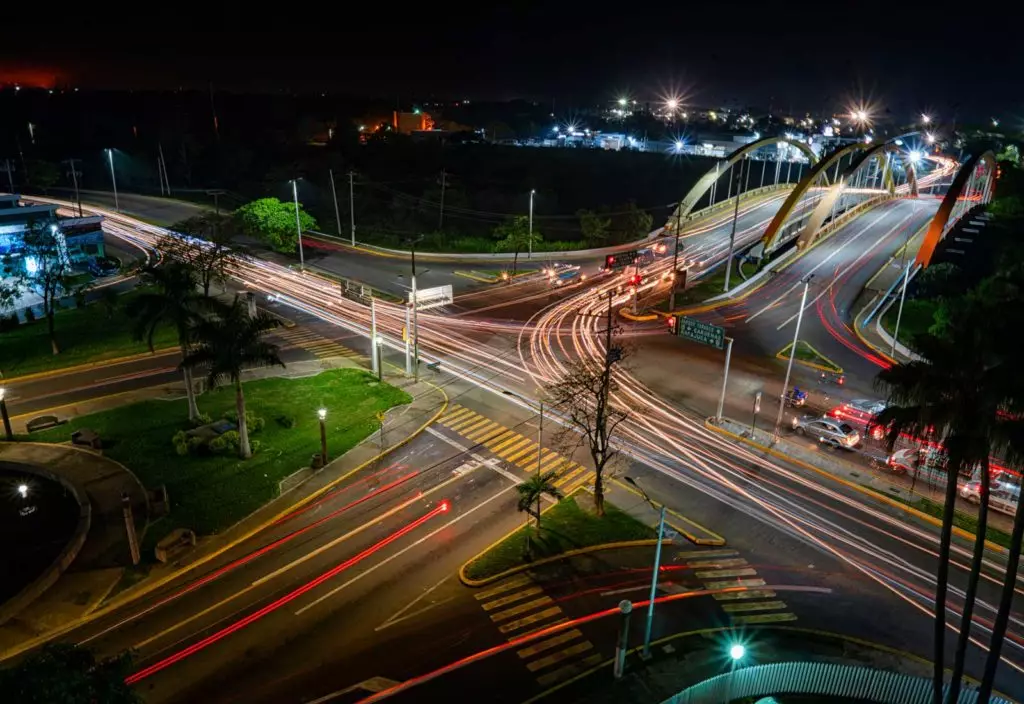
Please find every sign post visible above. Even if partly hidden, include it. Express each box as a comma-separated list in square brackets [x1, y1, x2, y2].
[716, 336, 734, 422]
[676, 316, 725, 350]
[752, 391, 762, 434]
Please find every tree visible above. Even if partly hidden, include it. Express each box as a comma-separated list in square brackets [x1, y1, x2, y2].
[26, 159, 60, 192]
[516, 470, 562, 530]
[126, 262, 209, 421]
[182, 297, 284, 458]
[546, 344, 630, 517]
[577, 209, 611, 247]
[874, 310, 1012, 704]
[0, 642, 140, 704]
[234, 198, 318, 254]
[4, 220, 74, 354]
[914, 261, 962, 300]
[163, 213, 245, 297]
[618, 201, 653, 243]
[996, 144, 1020, 165]
[493, 216, 541, 274]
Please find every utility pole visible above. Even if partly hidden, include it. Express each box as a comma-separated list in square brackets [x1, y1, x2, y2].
[158, 143, 171, 196]
[1, 159, 14, 193]
[774, 275, 813, 439]
[407, 236, 423, 380]
[106, 149, 120, 212]
[669, 205, 684, 310]
[723, 159, 745, 292]
[329, 169, 342, 236]
[156, 150, 166, 196]
[63, 159, 83, 217]
[292, 179, 304, 271]
[528, 189, 536, 260]
[348, 171, 356, 246]
[438, 169, 447, 231]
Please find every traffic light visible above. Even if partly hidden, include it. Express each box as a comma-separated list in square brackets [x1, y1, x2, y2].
[606, 255, 617, 269]
[629, 274, 643, 287]
[667, 315, 678, 335]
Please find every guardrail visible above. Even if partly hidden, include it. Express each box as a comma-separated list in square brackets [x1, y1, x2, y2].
[861, 262, 921, 329]
[661, 662, 1010, 704]
[676, 182, 793, 226]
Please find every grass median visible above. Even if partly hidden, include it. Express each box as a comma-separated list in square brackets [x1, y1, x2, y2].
[29, 368, 411, 546]
[0, 287, 177, 377]
[887, 493, 1013, 549]
[462, 492, 656, 582]
[776, 339, 843, 373]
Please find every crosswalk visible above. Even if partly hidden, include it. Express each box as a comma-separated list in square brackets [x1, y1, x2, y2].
[679, 548, 797, 625]
[436, 404, 593, 494]
[274, 326, 364, 361]
[475, 575, 601, 687]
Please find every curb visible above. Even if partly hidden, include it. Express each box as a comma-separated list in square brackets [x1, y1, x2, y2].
[2, 348, 180, 385]
[610, 478, 726, 547]
[0, 380, 450, 663]
[703, 418, 1007, 555]
[619, 309, 659, 322]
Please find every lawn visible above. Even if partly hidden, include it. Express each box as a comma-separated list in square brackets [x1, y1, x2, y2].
[29, 368, 411, 543]
[882, 298, 938, 350]
[887, 493, 1013, 549]
[462, 493, 656, 581]
[0, 288, 178, 377]
[776, 339, 843, 373]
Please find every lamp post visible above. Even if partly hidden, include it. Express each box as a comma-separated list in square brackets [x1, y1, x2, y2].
[723, 158, 745, 292]
[0, 387, 13, 441]
[291, 179, 305, 271]
[726, 642, 746, 703]
[669, 205, 684, 311]
[528, 189, 535, 260]
[318, 408, 328, 465]
[370, 296, 379, 376]
[773, 275, 813, 440]
[406, 236, 423, 381]
[625, 476, 666, 660]
[375, 336, 383, 381]
[106, 149, 119, 212]
[329, 169, 342, 237]
[502, 390, 545, 475]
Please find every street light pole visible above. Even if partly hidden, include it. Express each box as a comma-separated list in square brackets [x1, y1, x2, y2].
[716, 336, 734, 422]
[891, 247, 912, 358]
[625, 476, 665, 660]
[106, 149, 119, 212]
[329, 169, 342, 237]
[408, 237, 422, 381]
[370, 297, 378, 376]
[774, 275, 813, 439]
[318, 408, 328, 464]
[0, 387, 13, 441]
[528, 189, 535, 260]
[348, 171, 356, 246]
[292, 179, 305, 271]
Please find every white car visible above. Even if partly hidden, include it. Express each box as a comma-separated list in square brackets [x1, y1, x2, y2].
[960, 480, 1020, 516]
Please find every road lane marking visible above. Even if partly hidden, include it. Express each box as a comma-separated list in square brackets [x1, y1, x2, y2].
[675, 549, 738, 560]
[687, 558, 749, 569]
[490, 596, 555, 623]
[474, 574, 533, 601]
[498, 608, 564, 634]
[481, 586, 545, 611]
[713, 589, 777, 601]
[426, 427, 524, 485]
[704, 577, 766, 590]
[526, 641, 594, 672]
[535, 654, 603, 687]
[375, 574, 453, 631]
[294, 479, 517, 616]
[731, 612, 798, 625]
[465, 422, 501, 441]
[517, 630, 584, 659]
[720, 600, 788, 613]
[484, 430, 517, 448]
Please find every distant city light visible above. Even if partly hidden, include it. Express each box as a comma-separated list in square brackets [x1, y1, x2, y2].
[618, 97, 628, 107]
[925, 132, 936, 144]
[921, 114, 931, 124]
[992, 118, 1000, 128]
[674, 140, 684, 152]
[666, 98, 678, 110]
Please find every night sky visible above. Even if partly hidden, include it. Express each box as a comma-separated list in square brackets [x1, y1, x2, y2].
[2, 2, 1020, 121]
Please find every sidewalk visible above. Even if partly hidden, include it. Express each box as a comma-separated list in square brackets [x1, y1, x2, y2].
[0, 366, 447, 660]
[706, 416, 1014, 539]
[604, 480, 725, 547]
[0, 442, 147, 649]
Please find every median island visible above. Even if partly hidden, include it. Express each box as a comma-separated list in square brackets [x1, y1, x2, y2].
[462, 491, 656, 583]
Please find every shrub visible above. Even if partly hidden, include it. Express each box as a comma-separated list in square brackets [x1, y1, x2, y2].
[23, 306, 36, 323]
[208, 435, 229, 454]
[249, 440, 262, 454]
[220, 430, 241, 450]
[223, 410, 264, 434]
[275, 415, 296, 429]
[187, 436, 206, 453]
[171, 430, 190, 456]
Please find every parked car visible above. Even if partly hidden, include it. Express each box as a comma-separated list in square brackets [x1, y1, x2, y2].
[829, 399, 887, 437]
[960, 480, 1020, 516]
[88, 257, 119, 277]
[885, 447, 947, 475]
[790, 415, 861, 450]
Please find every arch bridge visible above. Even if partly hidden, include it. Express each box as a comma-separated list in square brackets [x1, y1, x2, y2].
[914, 151, 996, 268]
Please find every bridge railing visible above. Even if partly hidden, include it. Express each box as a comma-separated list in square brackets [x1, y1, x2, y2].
[661, 662, 1011, 704]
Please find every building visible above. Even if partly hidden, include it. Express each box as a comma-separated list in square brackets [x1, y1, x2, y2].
[0, 194, 104, 273]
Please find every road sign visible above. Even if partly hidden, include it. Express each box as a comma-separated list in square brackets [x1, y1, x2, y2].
[410, 285, 453, 311]
[677, 316, 725, 350]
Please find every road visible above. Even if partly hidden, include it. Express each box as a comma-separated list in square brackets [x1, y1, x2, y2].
[11, 191, 1024, 702]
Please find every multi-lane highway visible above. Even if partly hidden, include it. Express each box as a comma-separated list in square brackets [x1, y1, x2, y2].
[10, 181, 1024, 702]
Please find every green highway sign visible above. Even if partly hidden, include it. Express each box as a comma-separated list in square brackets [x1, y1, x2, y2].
[678, 316, 725, 350]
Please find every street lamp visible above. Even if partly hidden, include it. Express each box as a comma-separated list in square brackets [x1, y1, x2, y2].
[925, 132, 936, 145]
[921, 113, 931, 125]
[624, 475, 666, 661]
[318, 408, 328, 465]
[291, 179, 305, 271]
[729, 643, 745, 661]
[405, 235, 424, 381]
[502, 390, 546, 475]
[726, 641, 747, 702]
[528, 189, 535, 260]
[617, 97, 628, 107]
[0, 387, 12, 441]
[17, 484, 28, 499]
[773, 274, 813, 440]
[105, 149, 119, 212]
[375, 336, 383, 381]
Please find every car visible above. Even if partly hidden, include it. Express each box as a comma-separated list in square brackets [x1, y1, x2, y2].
[790, 415, 860, 450]
[886, 447, 944, 475]
[830, 399, 887, 439]
[88, 257, 119, 277]
[960, 480, 1020, 516]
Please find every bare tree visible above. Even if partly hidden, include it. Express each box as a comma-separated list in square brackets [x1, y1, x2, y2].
[161, 214, 245, 297]
[546, 352, 631, 517]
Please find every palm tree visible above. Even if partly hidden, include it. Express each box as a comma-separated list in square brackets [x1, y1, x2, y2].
[874, 315, 1007, 704]
[516, 470, 562, 531]
[181, 297, 283, 458]
[126, 262, 207, 421]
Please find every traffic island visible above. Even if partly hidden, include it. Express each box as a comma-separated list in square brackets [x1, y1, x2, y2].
[26, 368, 411, 543]
[460, 491, 656, 585]
[775, 339, 843, 374]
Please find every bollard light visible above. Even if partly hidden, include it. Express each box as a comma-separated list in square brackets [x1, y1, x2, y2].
[317, 408, 327, 421]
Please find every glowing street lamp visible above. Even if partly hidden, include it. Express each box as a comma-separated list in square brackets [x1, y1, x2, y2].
[729, 644, 746, 661]
[317, 408, 328, 465]
[17, 484, 29, 498]
[105, 149, 120, 212]
[617, 97, 628, 107]
[921, 113, 931, 125]
[290, 178, 305, 271]
[665, 98, 678, 112]
[925, 133, 936, 145]
[908, 150, 922, 164]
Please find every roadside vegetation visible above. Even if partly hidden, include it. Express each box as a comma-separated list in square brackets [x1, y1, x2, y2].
[776, 340, 843, 373]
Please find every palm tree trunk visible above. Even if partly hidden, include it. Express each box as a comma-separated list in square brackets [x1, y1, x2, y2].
[234, 379, 251, 459]
[949, 456, 990, 702]
[47, 305, 59, 355]
[513, 250, 519, 275]
[977, 479, 1024, 703]
[181, 342, 200, 421]
[931, 458, 963, 704]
